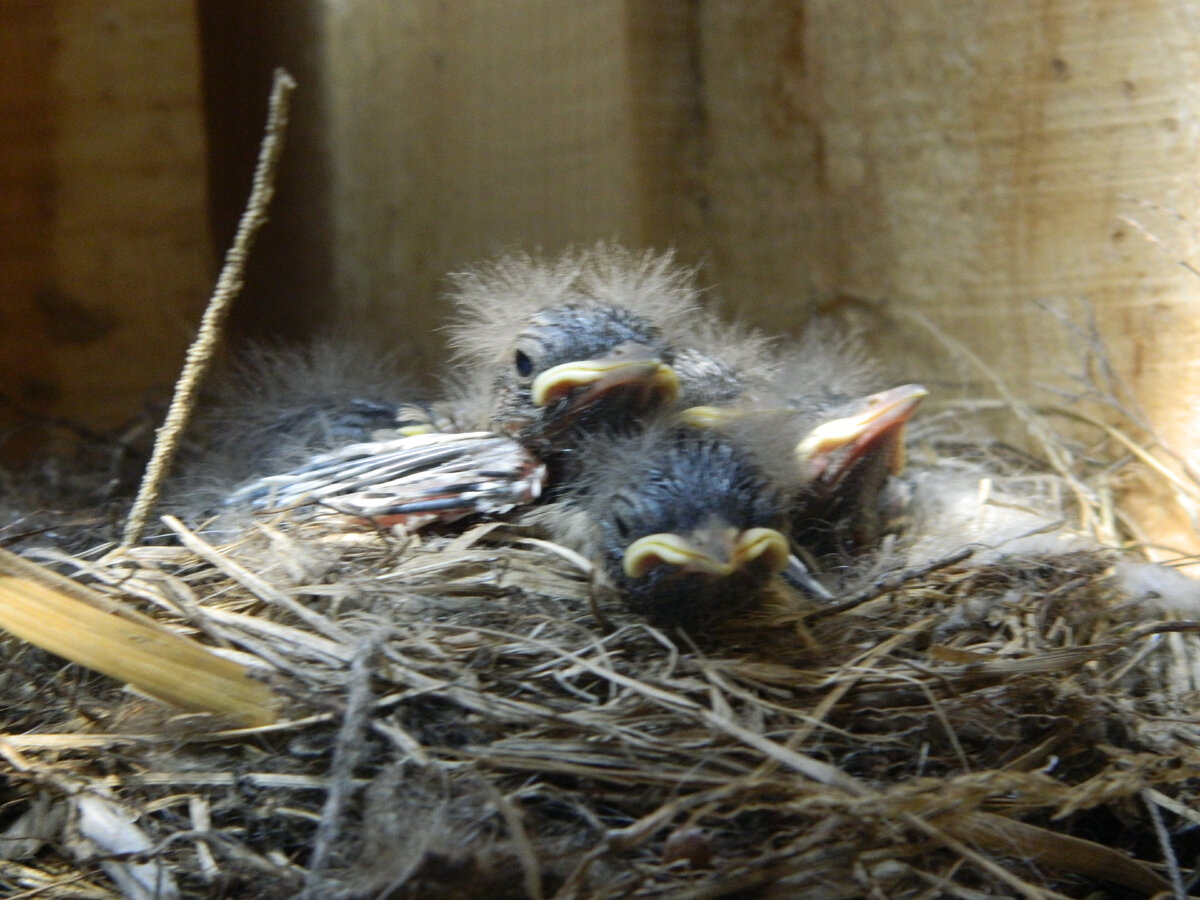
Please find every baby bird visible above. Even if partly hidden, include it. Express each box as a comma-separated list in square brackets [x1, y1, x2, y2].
[214, 247, 707, 527]
[531, 420, 793, 630]
[174, 340, 542, 533]
[680, 324, 927, 561]
[443, 245, 704, 467]
[788, 382, 928, 556]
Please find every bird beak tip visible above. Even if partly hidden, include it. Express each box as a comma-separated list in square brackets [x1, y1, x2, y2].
[795, 383, 927, 476]
[622, 526, 789, 579]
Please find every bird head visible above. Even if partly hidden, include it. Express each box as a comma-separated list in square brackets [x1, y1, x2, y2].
[488, 302, 680, 455]
[581, 425, 791, 630]
[791, 383, 927, 553]
[446, 246, 711, 463]
[794, 384, 928, 489]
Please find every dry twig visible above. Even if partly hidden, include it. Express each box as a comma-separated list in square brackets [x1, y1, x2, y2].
[121, 69, 297, 548]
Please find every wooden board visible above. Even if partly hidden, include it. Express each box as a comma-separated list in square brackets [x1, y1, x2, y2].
[0, 0, 211, 462]
[698, 0, 1200, 555]
[320, 0, 701, 376]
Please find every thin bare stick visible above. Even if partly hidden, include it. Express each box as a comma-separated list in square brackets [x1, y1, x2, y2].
[121, 69, 297, 547]
[1142, 789, 1187, 900]
[803, 547, 975, 622]
[301, 636, 378, 899]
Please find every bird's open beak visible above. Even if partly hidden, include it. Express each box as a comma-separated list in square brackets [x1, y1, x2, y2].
[623, 523, 790, 579]
[531, 342, 680, 413]
[795, 384, 927, 483]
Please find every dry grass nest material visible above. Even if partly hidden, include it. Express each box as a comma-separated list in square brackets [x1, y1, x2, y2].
[1, 398, 1199, 900]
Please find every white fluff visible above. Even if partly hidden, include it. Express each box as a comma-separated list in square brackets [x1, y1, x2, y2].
[902, 465, 1092, 565]
[445, 243, 708, 370]
[1114, 561, 1200, 615]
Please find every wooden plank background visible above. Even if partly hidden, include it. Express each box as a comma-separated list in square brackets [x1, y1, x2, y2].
[0, 0, 211, 461]
[696, 0, 1200, 555]
[317, 0, 707, 378]
[3, 0, 1197, 554]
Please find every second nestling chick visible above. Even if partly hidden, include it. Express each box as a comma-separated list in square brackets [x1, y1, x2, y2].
[531, 420, 793, 631]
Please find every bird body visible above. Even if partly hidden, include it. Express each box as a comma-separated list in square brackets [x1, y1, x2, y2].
[171, 338, 427, 525]
[209, 246, 702, 526]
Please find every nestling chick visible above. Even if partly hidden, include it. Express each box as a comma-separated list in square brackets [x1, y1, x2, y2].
[681, 324, 927, 560]
[211, 248, 705, 528]
[532, 420, 793, 630]
[188, 342, 547, 531]
[445, 245, 702, 466]
[788, 382, 927, 556]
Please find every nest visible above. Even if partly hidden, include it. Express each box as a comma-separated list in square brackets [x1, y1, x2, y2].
[1, 398, 1199, 900]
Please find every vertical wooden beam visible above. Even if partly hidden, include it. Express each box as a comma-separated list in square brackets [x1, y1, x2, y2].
[323, 0, 642, 373]
[624, 2, 707, 256]
[0, 2, 56, 461]
[196, 0, 331, 344]
[50, 1, 212, 430]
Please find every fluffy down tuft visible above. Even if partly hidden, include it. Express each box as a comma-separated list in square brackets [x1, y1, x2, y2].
[445, 243, 703, 371]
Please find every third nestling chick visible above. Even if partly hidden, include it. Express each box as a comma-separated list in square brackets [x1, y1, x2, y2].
[787, 382, 928, 557]
[531, 419, 794, 631]
[682, 324, 928, 563]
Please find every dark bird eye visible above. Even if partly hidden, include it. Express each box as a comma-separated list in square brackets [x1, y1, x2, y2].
[514, 350, 534, 378]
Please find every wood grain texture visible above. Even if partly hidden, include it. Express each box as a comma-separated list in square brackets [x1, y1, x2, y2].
[197, 0, 330, 344]
[50, 1, 212, 428]
[699, 0, 1200, 554]
[322, 0, 702, 376]
[0, 1, 60, 460]
[0, 1, 211, 460]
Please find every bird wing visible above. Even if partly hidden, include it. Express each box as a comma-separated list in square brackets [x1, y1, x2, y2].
[224, 431, 546, 530]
